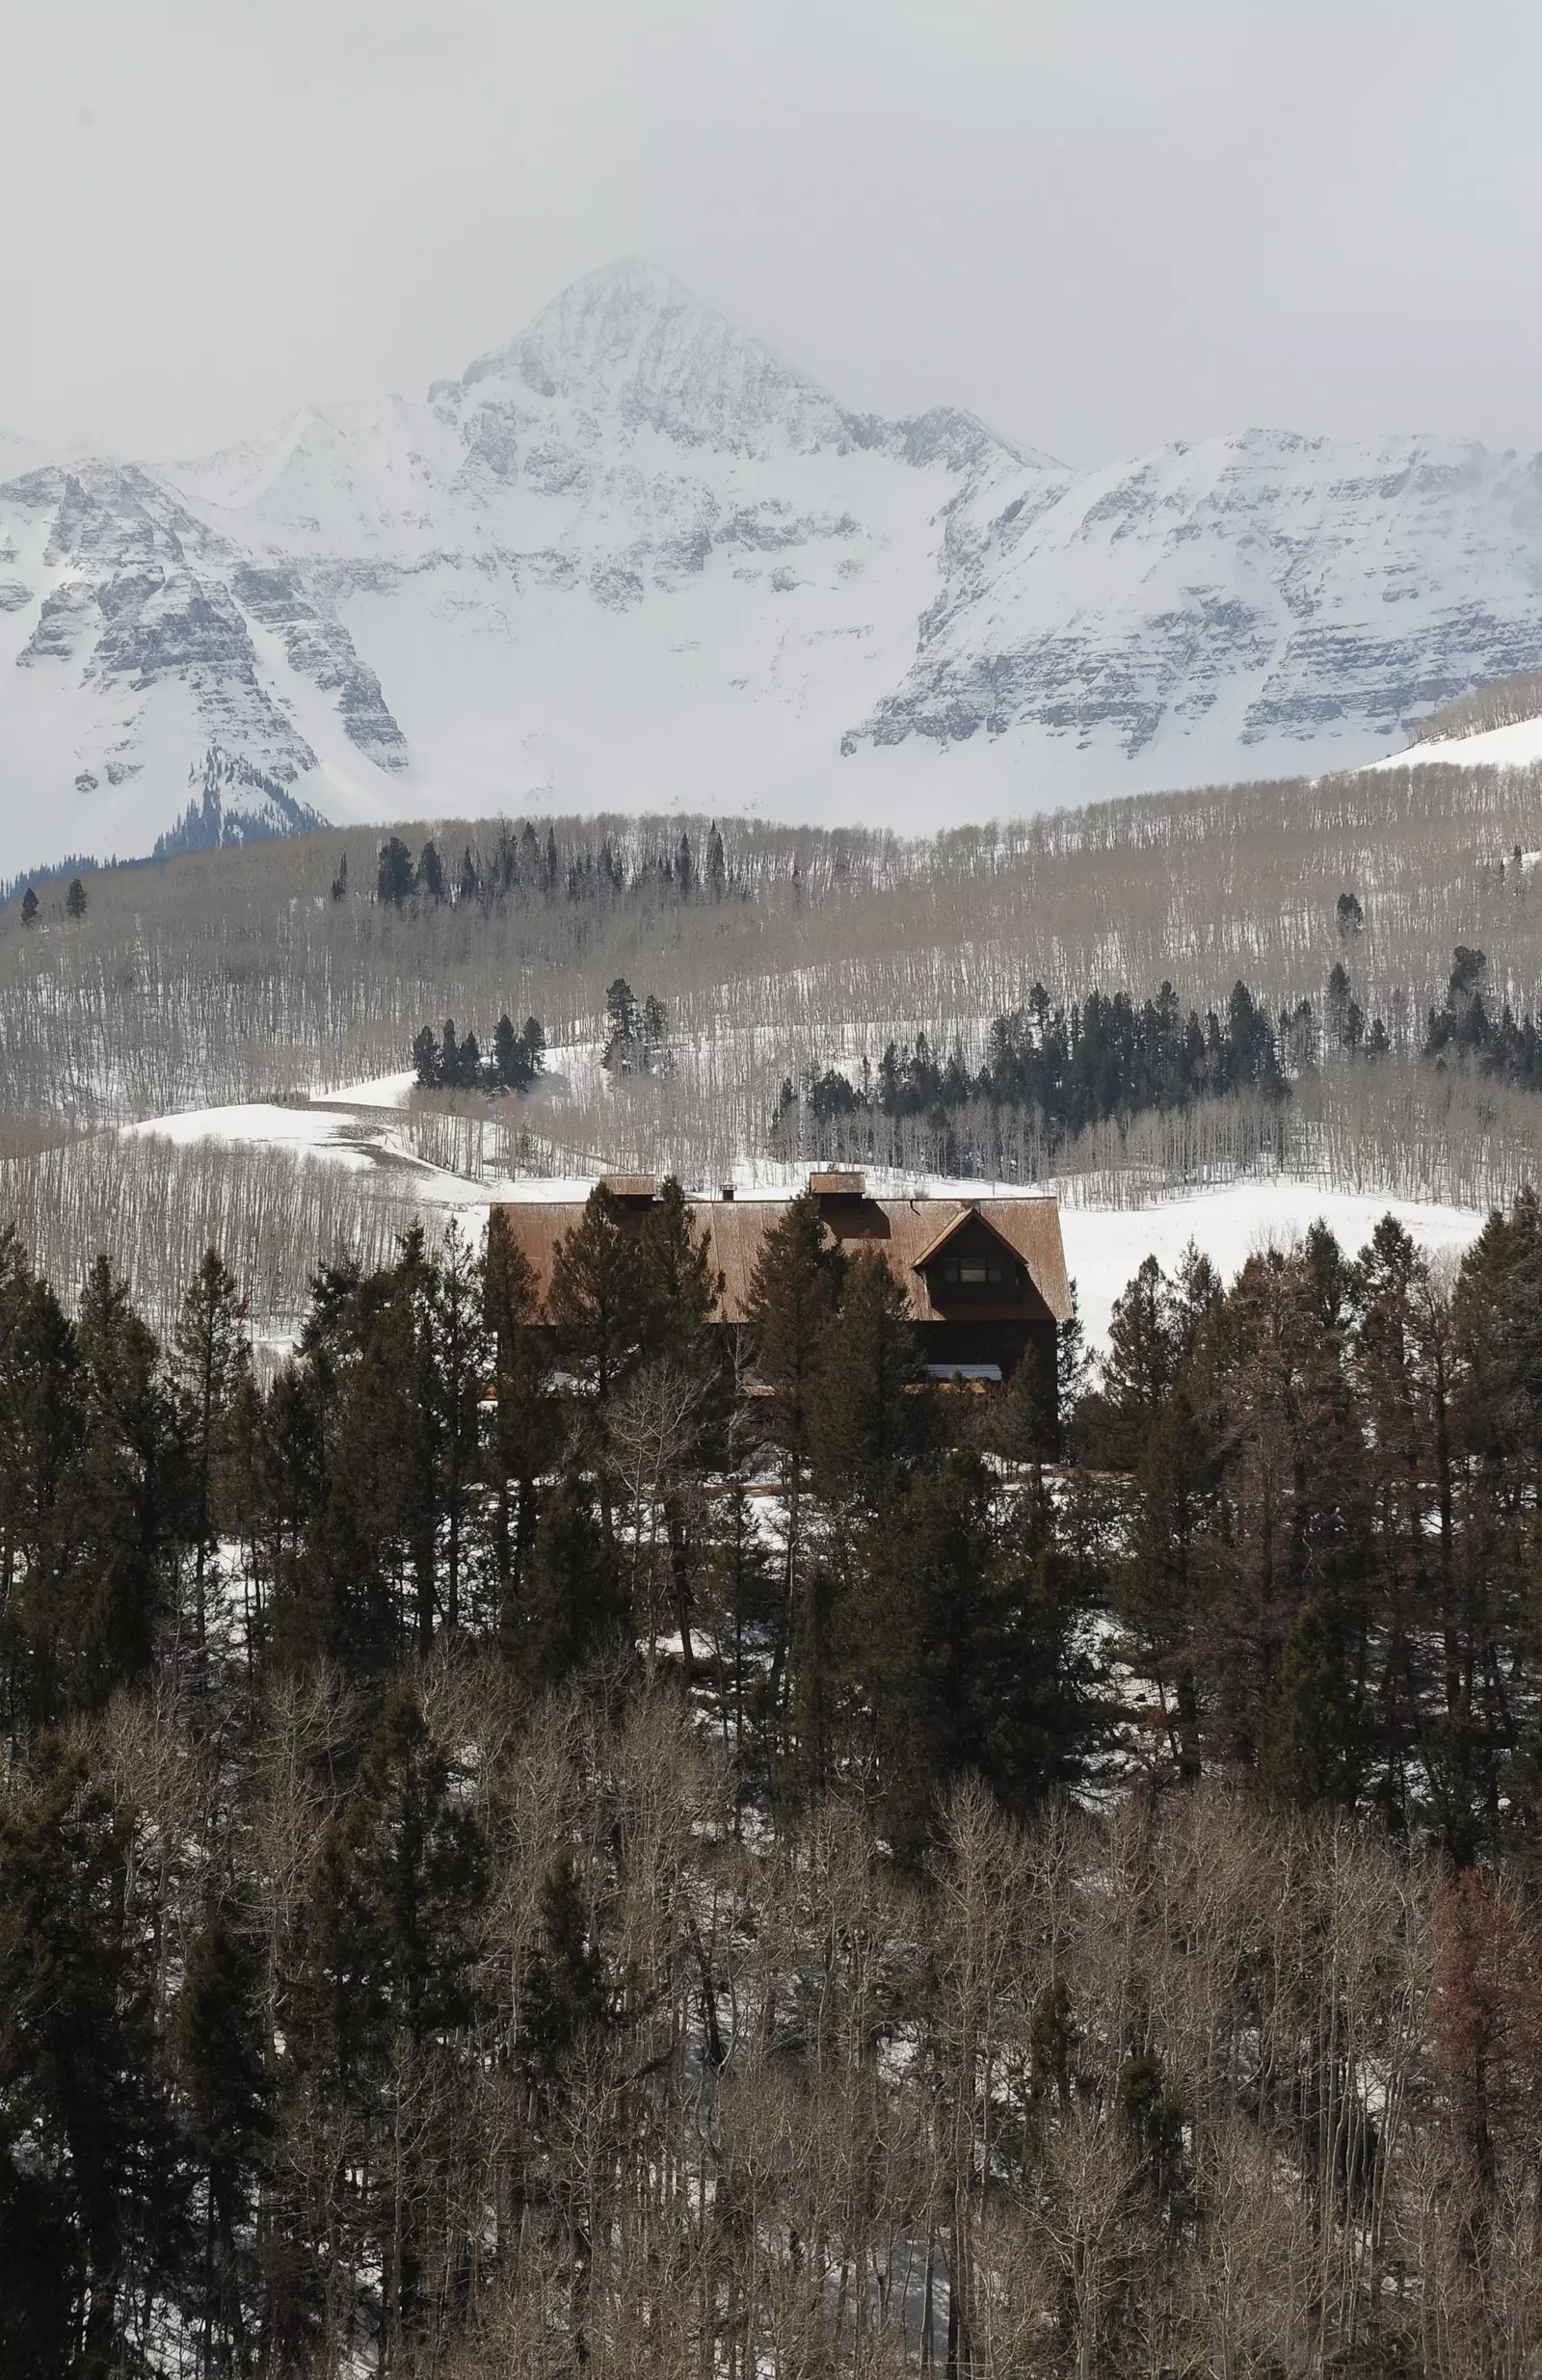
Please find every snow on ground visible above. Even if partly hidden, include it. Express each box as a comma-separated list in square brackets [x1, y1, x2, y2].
[316, 1070, 418, 1108]
[1365, 714, 1542, 773]
[122, 1087, 1492, 1357]
[125, 1101, 381, 1166]
[1057, 1180, 1485, 1349]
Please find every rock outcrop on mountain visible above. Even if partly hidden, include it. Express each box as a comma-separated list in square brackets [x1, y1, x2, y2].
[4, 256, 1542, 876]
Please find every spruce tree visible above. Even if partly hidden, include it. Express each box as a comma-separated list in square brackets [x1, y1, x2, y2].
[746, 1189, 840, 1730]
[412, 1024, 439, 1087]
[65, 875, 87, 920]
[808, 1245, 919, 1502]
[173, 1249, 250, 1655]
[176, 1906, 269, 2369]
[376, 835, 413, 905]
[18, 885, 38, 926]
[548, 1183, 646, 1402]
[73, 1256, 172, 1707]
[521, 1463, 623, 1685]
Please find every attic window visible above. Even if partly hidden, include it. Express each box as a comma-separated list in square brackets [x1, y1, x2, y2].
[941, 1256, 1012, 1286]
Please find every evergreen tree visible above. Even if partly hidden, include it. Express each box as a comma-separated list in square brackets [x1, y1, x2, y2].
[176, 1906, 269, 2371]
[518, 1849, 607, 2081]
[65, 875, 87, 920]
[548, 1184, 647, 1402]
[521, 1463, 623, 1685]
[0, 1741, 180, 2376]
[412, 1024, 439, 1087]
[808, 1246, 920, 1501]
[172, 1249, 250, 1654]
[746, 1189, 840, 1728]
[377, 835, 414, 906]
[485, 1209, 559, 1634]
[18, 885, 37, 926]
[73, 1256, 173, 1707]
[705, 822, 727, 900]
[1261, 1598, 1354, 1807]
[492, 1012, 521, 1091]
[416, 839, 446, 901]
[602, 979, 641, 1073]
[425, 1221, 488, 1633]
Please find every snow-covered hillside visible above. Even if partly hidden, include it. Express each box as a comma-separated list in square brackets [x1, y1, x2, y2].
[1366, 713, 1542, 774]
[8, 256, 1542, 875]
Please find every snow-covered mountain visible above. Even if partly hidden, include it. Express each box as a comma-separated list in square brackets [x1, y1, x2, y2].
[6, 256, 1542, 876]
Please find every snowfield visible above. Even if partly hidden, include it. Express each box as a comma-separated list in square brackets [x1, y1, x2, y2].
[1055, 1181, 1483, 1348]
[1366, 712, 1542, 774]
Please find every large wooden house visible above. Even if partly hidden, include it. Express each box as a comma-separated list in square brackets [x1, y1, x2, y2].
[492, 1171, 1071, 1391]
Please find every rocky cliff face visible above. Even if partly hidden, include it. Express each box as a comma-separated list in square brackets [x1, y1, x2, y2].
[4, 257, 1542, 876]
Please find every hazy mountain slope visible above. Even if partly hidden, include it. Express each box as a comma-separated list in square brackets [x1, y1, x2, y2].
[6, 257, 1542, 874]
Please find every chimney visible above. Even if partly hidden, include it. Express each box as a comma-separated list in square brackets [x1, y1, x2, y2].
[720, 1183, 735, 1202]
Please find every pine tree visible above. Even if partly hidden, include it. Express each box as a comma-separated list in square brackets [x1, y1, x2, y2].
[602, 979, 640, 1072]
[746, 1189, 840, 1729]
[1261, 1598, 1353, 1807]
[173, 1248, 250, 1654]
[0, 1740, 180, 2375]
[705, 822, 726, 900]
[518, 1849, 607, 2081]
[548, 1183, 646, 1402]
[492, 1012, 520, 1091]
[176, 1906, 269, 2371]
[416, 839, 445, 901]
[64, 875, 87, 920]
[808, 1246, 919, 1501]
[425, 1221, 488, 1633]
[521, 1463, 623, 1684]
[485, 1209, 559, 1631]
[18, 885, 38, 926]
[73, 1255, 172, 1707]
[376, 835, 414, 905]
[412, 1024, 439, 1087]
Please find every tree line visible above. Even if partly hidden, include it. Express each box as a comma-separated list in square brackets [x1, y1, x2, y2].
[412, 1013, 546, 1094]
[8, 1184, 1542, 2367]
[376, 820, 732, 913]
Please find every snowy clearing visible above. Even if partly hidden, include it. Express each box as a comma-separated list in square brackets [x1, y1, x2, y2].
[1056, 1179, 1484, 1349]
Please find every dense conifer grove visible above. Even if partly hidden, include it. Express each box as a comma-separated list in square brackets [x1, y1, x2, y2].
[8, 1181, 1542, 2370]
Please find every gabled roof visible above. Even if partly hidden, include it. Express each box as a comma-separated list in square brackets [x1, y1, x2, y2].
[909, 1201, 1029, 1274]
[493, 1192, 1072, 1326]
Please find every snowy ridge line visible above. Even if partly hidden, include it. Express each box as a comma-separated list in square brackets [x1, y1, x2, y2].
[11, 257, 1542, 870]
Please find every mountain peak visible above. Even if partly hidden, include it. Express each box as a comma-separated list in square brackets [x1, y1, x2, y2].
[442, 256, 851, 457]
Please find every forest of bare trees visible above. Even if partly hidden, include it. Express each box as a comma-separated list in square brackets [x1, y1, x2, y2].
[6, 762, 1542, 1132]
[4, 761, 1542, 1318]
[1407, 666, 1542, 746]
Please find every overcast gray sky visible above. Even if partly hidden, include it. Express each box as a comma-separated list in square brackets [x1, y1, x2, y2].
[3, 0, 1538, 467]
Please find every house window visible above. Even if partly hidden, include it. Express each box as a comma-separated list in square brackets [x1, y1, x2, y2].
[939, 1254, 1016, 1289]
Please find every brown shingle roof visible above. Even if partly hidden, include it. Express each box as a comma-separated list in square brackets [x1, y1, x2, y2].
[494, 1193, 1072, 1326]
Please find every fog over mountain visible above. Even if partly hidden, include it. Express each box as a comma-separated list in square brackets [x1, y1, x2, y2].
[5, 256, 1542, 876]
